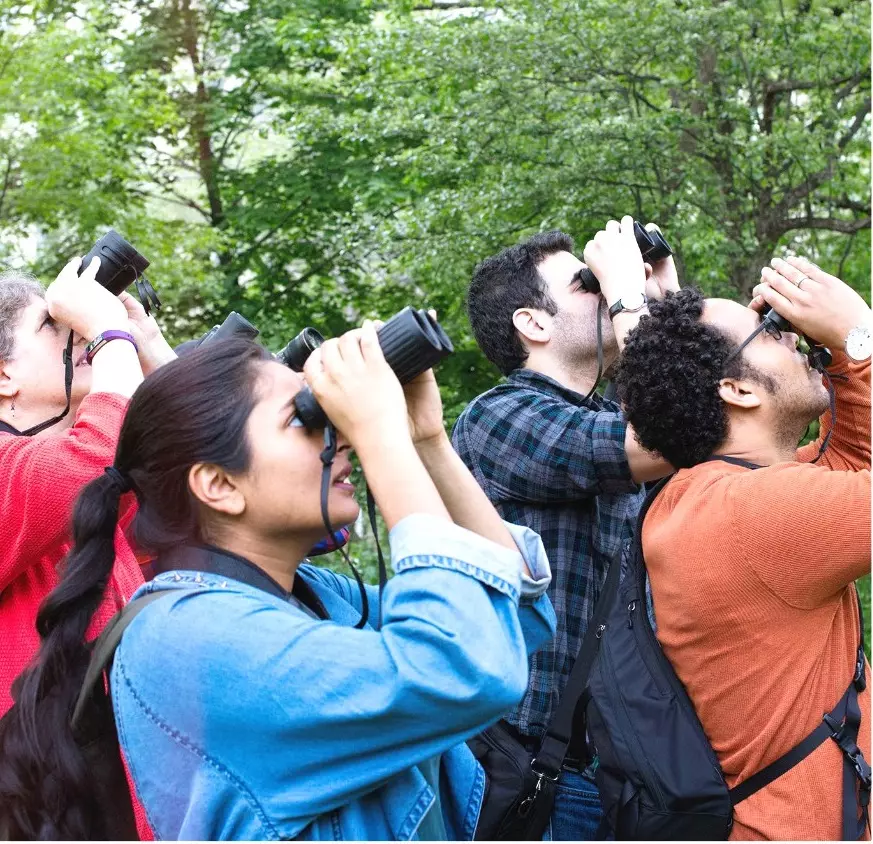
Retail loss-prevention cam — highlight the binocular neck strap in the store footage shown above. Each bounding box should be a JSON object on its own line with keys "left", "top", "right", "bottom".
{"left": 810, "top": 368, "right": 840, "bottom": 464}
{"left": 319, "top": 424, "right": 371, "bottom": 630}
{"left": 12, "top": 331, "right": 75, "bottom": 437}
{"left": 583, "top": 298, "right": 605, "bottom": 402}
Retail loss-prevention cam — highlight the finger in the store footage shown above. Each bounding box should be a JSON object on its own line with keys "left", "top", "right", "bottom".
{"left": 761, "top": 266, "right": 813, "bottom": 305}
{"left": 643, "top": 262, "right": 653, "bottom": 281}
{"left": 785, "top": 255, "right": 840, "bottom": 287}
{"left": 338, "top": 328, "right": 366, "bottom": 371}
{"left": 769, "top": 256, "right": 818, "bottom": 290}
{"left": 604, "top": 219, "right": 620, "bottom": 235}
{"left": 359, "top": 320, "right": 387, "bottom": 365}
{"left": 748, "top": 294, "right": 767, "bottom": 314}
{"left": 645, "top": 222, "right": 661, "bottom": 233}
{"left": 620, "top": 214, "right": 636, "bottom": 236}
{"left": 427, "top": 309, "right": 437, "bottom": 321}
{"left": 80, "top": 256, "right": 102, "bottom": 283}
{"left": 757, "top": 282, "right": 797, "bottom": 322}
{"left": 318, "top": 337, "right": 344, "bottom": 376}
{"left": 55, "top": 256, "right": 83, "bottom": 283}
{"left": 118, "top": 291, "right": 146, "bottom": 318}
{"left": 303, "top": 345, "right": 325, "bottom": 381}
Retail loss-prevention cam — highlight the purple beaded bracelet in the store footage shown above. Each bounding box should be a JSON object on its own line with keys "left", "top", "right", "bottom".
{"left": 83, "top": 330, "right": 138, "bottom": 365}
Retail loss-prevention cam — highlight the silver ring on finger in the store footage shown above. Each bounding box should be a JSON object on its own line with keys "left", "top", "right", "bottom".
{"left": 797, "top": 275, "right": 811, "bottom": 290}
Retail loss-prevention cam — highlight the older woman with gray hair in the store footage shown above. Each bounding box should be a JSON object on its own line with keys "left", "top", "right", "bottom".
{"left": 0, "top": 255, "right": 173, "bottom": 718}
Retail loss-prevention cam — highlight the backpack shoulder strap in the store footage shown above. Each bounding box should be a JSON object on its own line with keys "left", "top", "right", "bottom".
{"left": 71, "top": 589, "right": 177, "bottom": 730}
{"left": 531, "top": 476, "right": 674, "bottom": 781}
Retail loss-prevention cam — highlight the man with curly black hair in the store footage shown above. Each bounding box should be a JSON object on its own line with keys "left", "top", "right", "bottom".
{"left": 453, "top": 216, "right": 675, "bottom": 840}
{"left": 616, "top": 258, "right": 871, "bottom": 840}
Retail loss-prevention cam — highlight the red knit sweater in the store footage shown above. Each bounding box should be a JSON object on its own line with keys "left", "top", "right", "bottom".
{"left": 0, "top": 391, "right": 152, "bottom": 839}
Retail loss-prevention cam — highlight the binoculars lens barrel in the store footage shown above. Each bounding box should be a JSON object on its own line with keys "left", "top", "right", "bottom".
{"left": 80, "top": 230, "right": 161, "bottom": 314}
{"left": 293, "top": 307, "right": 454, "bottom": 429}
{"left": 576, "top": 220, "right": 674, "bottom": 294}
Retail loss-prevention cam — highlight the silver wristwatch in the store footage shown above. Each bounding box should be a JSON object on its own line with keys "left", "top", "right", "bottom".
{"left": 845, "top": 322, "right": 872, "bottom": 362}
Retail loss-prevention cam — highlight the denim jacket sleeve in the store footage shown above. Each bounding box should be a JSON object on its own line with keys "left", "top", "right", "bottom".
{"left": 306, "top": 518, "right": 553, "bottom": 614}
{"left": 115, "top": 514, "right": 556, "bottom": 837}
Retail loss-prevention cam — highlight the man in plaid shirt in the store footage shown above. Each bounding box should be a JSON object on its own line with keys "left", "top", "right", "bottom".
{"left": 453, "top": 217, "right": 676, "bottom": 840}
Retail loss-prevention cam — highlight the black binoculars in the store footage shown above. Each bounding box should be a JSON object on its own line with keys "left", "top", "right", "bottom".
{"left": 81, "top": 230, "right": 161, "bottom": 315}
{"left": 290, "top": 308, "right": 454, "bottom": 429}
{"left": 197, "top": 307, "right": 454, "bottom": 429}
{"left": 761, "top": 307, "right": 832, "bottom": 369}
{"left": 574, "top": 221, "right": 673, "bottom": 294}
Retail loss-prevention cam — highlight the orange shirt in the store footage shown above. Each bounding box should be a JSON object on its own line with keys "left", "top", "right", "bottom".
{"left": 643, "top": 352, "right": 871, "bottom": 840}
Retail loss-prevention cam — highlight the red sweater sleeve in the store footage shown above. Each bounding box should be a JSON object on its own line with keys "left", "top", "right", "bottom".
{"left": 0, "top": 392, "right": 129, "bottom": 591}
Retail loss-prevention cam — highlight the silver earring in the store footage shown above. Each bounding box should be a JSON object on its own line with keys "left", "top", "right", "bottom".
{"left": 10, "top": 400, "right": 14, "bottom": 417}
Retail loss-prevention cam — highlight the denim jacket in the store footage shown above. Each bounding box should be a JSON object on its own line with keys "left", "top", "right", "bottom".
{"left": 112, "top": 515, "right": 557, "bottom": 840}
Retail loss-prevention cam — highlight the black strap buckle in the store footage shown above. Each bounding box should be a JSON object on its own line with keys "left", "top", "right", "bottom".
{"left": 824, "top": 714, "right": 872, "bottom": 789}
{"left": 854, "top": 646, "right": 867, "bottom": 692}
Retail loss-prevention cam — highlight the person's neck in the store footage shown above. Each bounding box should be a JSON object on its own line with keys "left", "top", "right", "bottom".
{"left": 523, "top": 350, "right": 616, "bottom": 398}
{"left": 209, "top": 531, "right": 313, "bottom": 591}
{"left": 712, "top": 417, "right": 803, "bottom": 467}
{"left": 0, "top": 406, "right": 75, "bottom": 436}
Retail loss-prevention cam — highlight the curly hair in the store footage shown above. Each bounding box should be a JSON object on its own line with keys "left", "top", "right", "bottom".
{"left": 615, "top": 287, "right": 773, "bottom": 469}
{"left": 466, "top": 231, "right": 573, "bottom": 375}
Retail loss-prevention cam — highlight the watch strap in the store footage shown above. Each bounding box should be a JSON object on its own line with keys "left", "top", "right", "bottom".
{"left": 608, "top": 294, "right": 648, "bottom": 320}
{"left": 84, "top": 330, "right": 138, "bottom": 364}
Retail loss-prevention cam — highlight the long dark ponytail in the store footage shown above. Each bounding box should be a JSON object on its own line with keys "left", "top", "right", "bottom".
{"left": 0, "top": 338, "right": 270, "bottom": 839}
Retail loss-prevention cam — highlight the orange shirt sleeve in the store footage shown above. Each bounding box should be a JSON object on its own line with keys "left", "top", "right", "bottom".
{"left": 729, "top": 351, "right": 870, "bottom": 608}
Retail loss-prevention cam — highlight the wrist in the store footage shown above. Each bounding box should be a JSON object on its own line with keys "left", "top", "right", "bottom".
{"left": 352, "top": 422, "right": 414, "bottom": 462}
{"left": 413, "top": 429, "right": 452, "bottom": 456}
{"left": 83, "top": 317, "right": 131, "bottom": 343}
{"left": 84, "top": 330, "right": 138, "bottom": 364}
{"left": 139, "top": 336, "right": 177, "bottom": 375}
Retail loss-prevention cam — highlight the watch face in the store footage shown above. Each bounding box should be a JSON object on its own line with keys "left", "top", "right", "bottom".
{"left": 846, "top": 325, "right": 872, "bottom": 361}
{"left": 622, "top": 292, "right": 646, "bottom": 312}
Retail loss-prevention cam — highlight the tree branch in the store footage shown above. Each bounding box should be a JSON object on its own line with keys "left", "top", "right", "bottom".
{"left": 774, "top": 215, "right": 871, "bottom": 235}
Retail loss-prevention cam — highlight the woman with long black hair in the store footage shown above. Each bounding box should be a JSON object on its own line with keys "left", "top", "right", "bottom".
{"left": 0, "top": 323, "right": 555, "bottom": 840}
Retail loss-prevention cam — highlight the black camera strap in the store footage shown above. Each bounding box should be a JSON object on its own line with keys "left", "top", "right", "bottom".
{"left": 318, "top": 423, "right": 372, "bottom": 630}
{"left": 583, "top": 298, "right": 605, "bottom": 402}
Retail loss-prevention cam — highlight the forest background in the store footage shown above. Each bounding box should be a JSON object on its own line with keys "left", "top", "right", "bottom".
{"left": 0, "top": 0, "right": 869, "bottom": 639}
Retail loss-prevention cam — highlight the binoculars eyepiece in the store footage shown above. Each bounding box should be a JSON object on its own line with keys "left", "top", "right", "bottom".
{"left": 574, "top": 221, "right": 673, "bottom": 294}
{"left": 80, "top": 230, "right": 161, "bottom": 315}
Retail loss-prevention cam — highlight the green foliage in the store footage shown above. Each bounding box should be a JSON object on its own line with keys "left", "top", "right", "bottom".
{"left": 0, "top": 0, "right": 868, "bottom": 598}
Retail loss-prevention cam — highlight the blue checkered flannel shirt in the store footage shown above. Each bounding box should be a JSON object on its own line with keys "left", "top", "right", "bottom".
{"left": 452, "top": 369, "right": 644, "bottom": 738}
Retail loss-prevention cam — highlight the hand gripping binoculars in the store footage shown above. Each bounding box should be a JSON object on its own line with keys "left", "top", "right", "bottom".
{"left": 81, "top": 230, "right": 161, "bottom": 315}
{"left": 290, "top": 308, "right": 454, "bottom": 429}
{"left": 574, "top": 221, "right": 673, "bottom": 293}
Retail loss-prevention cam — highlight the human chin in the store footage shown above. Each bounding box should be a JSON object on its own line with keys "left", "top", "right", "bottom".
{"left": 328, "top": 492, "right": 360, "bottom": 527}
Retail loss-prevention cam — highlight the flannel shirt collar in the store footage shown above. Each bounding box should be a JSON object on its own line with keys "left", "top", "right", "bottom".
{"left": 507, "top": 368, "right": 609, "bottom": 411}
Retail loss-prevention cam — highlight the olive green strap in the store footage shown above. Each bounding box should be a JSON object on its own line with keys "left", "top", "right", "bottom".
{"left": 72, "top": 590, "right": 177, "bottom": 730}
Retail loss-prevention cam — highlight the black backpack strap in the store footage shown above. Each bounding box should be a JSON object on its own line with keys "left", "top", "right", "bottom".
{"left": 730, "top": 589, "right": 870, "bottom": 840}
{"left": 530, "top": 476, "right": 674, "bottom": 783}
{"left": 71, "top": 590, "right": 177, "bottom": 730}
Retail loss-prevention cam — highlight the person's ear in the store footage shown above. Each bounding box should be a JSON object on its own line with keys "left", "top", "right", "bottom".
{"left": 188, "top": 463, "right": 246, "bottom": 517}
{"left": 718, "top": 377, "right": 763, "bottom": 410}
{"left": 0, "top": 361, "right": 18, "bottom": 401}
{"left": 512, "top": 308, "right": 552, "bottom": 346}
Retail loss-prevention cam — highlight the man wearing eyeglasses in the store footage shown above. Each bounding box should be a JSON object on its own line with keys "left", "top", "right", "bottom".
{"left": 615, "top": 260, "right": 871, "bottom": 841}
